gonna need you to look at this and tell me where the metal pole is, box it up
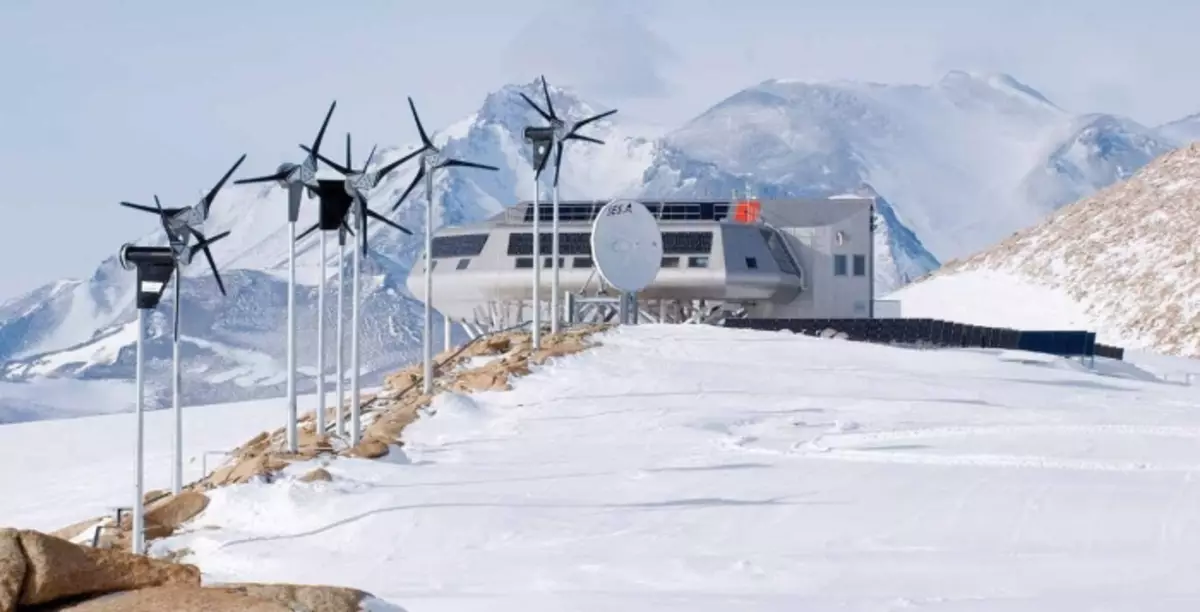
[316,231,327,434]
[350,226,362,445]
[335,233,345,436]
[550,181,560,334]
[286,220,298,453]
[132,309,146,555]
[422,165,435,394]
[531,170,542,350]
[171,276,182,496]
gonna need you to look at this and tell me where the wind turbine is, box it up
[302,133,413,444]
[518,76,617,336]
[118,154,244,495]
[232,101,336,453]
[116,223,231,554]
[390,97,498,394]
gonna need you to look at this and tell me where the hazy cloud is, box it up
[501,0,677,99]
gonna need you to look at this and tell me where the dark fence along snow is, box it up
[722,317,1125,361]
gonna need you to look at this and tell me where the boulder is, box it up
[14,529,199,608]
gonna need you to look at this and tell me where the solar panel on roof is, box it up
[520,201,731,223]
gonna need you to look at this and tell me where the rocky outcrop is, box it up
[0,528,199,612]
[0,529,373,612]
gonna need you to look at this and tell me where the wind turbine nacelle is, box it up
[276,162,300,188]
[119,244,175,271]
[524,126,555,144]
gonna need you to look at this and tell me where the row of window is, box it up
[833,254,867,277]
[513,256,711,269]
[505,231,714,257]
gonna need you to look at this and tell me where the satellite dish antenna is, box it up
[590,199,662,293]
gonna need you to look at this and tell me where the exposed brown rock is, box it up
[347,438,390,459]
[144,491,209,533]
[16,529,199,607]
[45,585,288,612]
[142,490,169,506]
[0,529,25,612]
[213,582,367,612]
[299,467,333,483]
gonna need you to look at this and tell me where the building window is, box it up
[852,254,866,276]
[833,254,847,276]
[745,256,758,269]
[542,257,564,268]
[431,234,489,258]
[661,256,680,268]
[688,256,709,268]
[515,257,533,269]
[573,256,592,268]
[456,258,471,270]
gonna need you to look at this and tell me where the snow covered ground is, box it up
[5,324,1200,610]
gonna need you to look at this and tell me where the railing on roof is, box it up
[505,200,734,224]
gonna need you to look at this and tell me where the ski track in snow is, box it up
[4,324,1200,611]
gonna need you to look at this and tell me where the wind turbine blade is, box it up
[564,133,604,145]
[540,75,558,120]
[297,222,320,242]
[363,144,377,173]
[439,158,499,171]
[312,100,337,157]
[203,154,247,206]
[203,244,226,296]
[299,145,351,175]
[372,148,422,187]
[366,208,413,235]
[391,165,425,211]
[407,97,434,149]
[345,133,352,170]
[571,108,617,132]
[189,229,230,296]
[119,202,163,215]
[553,143,565,187]
[519,92,553,123]
[233,170,288,185]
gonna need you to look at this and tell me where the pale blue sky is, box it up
[3,0,1199,299]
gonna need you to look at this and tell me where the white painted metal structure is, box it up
[407,197,876,331]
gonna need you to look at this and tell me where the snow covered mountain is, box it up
[2,71,1195,418]
[895,143,1200,357]
[660,71,1181,262]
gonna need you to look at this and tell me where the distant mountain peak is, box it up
[938,70,1059,109]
